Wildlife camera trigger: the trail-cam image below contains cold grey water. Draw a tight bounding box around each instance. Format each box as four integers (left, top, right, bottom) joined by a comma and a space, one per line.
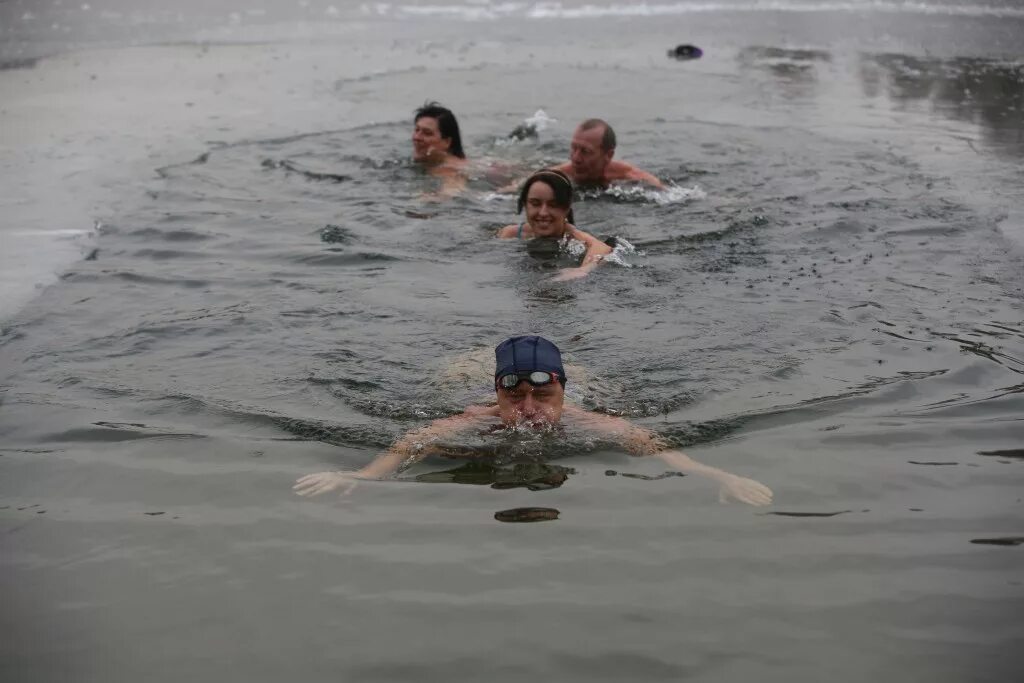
1, 1, 1023, 681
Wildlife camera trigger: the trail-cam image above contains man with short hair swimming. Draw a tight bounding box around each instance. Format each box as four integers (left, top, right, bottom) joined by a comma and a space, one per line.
552, 118, 664, 189
294, 336, 772, 505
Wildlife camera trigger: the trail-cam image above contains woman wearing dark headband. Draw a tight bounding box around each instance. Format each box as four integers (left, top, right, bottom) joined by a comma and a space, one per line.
496, 169, 612, 281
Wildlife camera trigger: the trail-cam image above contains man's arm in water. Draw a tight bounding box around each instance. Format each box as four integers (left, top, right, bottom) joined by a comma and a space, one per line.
293, 406, 499, 497
563, 405, 772, 506
498, 161, 661, 192
609, 161, 664, 189
554, 160, 663, 189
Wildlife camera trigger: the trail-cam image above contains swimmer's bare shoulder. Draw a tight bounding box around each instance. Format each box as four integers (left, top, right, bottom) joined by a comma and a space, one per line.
462, 404, 500, 417
496, 224, 520, 239
550, 161, 573, 175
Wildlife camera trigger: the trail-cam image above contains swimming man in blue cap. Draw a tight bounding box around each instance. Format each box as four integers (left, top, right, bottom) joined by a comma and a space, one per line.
294, 335, 772, 505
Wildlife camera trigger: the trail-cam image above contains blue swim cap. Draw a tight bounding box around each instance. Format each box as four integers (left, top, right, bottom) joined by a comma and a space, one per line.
494, 335, 567, 385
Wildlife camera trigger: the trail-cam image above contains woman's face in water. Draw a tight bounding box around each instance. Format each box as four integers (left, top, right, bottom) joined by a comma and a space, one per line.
412, 116, 451, 163
525, 181, 570, 238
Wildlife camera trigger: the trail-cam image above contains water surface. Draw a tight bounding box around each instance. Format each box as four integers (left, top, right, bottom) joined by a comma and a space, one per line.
1, 2, 1023, 681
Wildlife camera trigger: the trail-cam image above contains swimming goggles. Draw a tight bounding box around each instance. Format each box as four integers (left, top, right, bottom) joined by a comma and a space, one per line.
496, 371, 561, 390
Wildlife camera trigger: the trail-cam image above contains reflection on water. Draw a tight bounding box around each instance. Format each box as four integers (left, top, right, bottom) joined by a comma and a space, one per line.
767, 510, 854, 518
860, 53, 1024, 157
739, 46, 833, 72
604, 469, 686, 481
738, 45, 1024, 158
969, 537, 1024, 546
738, 46, 832, 98
493, 507, 560, 523
414, 461, 575, 491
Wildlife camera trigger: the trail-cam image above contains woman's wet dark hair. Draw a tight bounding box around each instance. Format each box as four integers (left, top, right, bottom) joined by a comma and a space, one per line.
414, 101, 466, 159
517, 169, 576, 226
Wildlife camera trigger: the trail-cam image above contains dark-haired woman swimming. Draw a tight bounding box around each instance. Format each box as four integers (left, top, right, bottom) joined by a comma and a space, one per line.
496, 169, 612, 281
413, 102, 468, 197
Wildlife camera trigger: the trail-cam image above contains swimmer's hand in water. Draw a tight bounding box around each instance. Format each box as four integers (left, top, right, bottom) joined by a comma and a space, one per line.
293, 471, 364, 497
717, 474, 773, 507
654, 449, 772, 507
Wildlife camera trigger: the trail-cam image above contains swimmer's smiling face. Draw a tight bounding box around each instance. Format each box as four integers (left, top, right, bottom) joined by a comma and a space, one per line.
569, 125, 614, 184
412, 116, 451, 163
495, 378, 565, 428
525, 181, 570, 238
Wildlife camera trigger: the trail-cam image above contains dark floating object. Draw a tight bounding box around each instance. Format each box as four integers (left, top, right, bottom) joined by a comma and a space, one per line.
417, 462, 573, 491
144, 511, 166, 516
977, 449, 1024, 460
766, 510, 852, 518
494, 507, 560, 523
507, 123, 539, 141
667, 44, 703, 61
970, 537, 1024, 546
908, 460, 959, 466
489, 470, 568, 491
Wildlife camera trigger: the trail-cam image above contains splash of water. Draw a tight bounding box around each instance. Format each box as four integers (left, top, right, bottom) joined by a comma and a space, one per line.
594, 183, 707, 206
602, 236, 641, 268
524, 109, 557, 132
498, 108, 561, 146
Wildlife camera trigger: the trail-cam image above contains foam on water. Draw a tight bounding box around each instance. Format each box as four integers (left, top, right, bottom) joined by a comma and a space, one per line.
492, 108, 558, 147
602, 236, 639, 268
0, 231, 96, 324
593, 183, 707, 206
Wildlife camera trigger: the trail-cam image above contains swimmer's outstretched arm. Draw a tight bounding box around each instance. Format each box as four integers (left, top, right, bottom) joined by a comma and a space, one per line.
293, 406, 499, 497
551, 226, 614, 281
562, 405, 772, 506
623, 165, 664, 189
